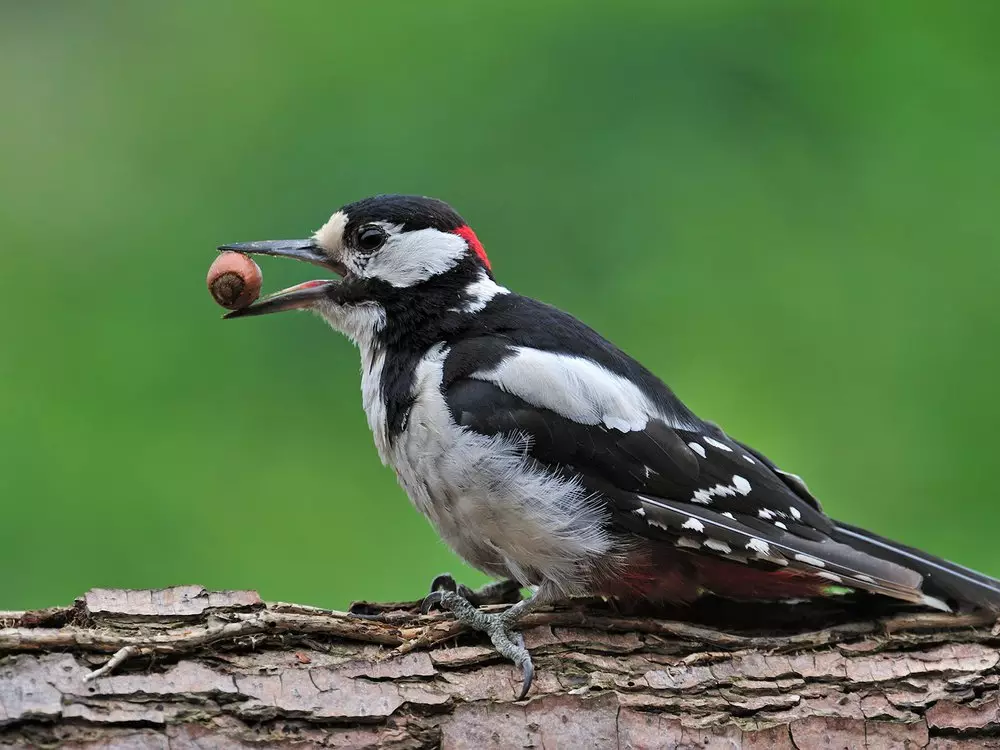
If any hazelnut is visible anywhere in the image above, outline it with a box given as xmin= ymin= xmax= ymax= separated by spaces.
xmin=207 ymin=252 xmax=262 ymax=310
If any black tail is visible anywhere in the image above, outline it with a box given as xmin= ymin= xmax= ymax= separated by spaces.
xmin=833 ymin=521 xmax=1000 ymax=612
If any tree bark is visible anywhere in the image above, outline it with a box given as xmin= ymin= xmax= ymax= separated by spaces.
xmin=1 ymin=587 xmax=999 ymax=748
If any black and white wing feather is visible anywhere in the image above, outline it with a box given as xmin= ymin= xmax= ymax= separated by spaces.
xmin=439 ymin=297 xmax=1000 ymax=611
xmin=445 ymin=375 xmax=939 ymax=607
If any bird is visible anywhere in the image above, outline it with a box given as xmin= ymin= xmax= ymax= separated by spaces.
xmin=220 ymin=194 xmax=1000 ymax=699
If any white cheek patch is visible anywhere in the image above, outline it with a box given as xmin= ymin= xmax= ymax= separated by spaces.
xmin=313 ymin=210 xmax=347 ymax=254
xmin=362 ymin=227 xmax=468 ymax=287
xmin=471 ymin=347 xmax=655 ymax=432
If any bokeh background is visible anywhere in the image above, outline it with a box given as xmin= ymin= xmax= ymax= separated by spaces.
xmin=2 ymin=1 xmax=999 ymax=610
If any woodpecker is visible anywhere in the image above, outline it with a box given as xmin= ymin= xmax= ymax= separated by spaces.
xmin=221 ymin=194 xmax=1000 ymax=699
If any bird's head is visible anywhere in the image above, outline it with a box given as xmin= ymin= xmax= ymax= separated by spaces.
xmin=219 ymin=195 xmax=495 ymax=339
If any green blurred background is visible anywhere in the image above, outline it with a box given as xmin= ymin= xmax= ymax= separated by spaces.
xmin=2 ymin=1 xmax=998 ymax=610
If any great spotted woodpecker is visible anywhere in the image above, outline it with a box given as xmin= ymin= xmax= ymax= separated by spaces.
xmin=221 ymin=194 xmax=1000 ymax=699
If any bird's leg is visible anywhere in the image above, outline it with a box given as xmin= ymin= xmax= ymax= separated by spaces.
xmin=422 ymin=580 xmax=555 ymax=700
xmin=427 ymin=573 xmax=523 ymax=606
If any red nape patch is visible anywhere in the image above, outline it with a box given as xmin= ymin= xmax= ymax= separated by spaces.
xmin=453 ymin=225 xmax=491 ymax=270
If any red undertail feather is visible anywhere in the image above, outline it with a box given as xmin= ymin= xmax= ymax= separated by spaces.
xmin=600 ymin=546 xmax=827 ymax=604
xmin=453 ymin=225 xmax=491 ymax=270
xmin=692 ymin=558 xmax=830 ymax=601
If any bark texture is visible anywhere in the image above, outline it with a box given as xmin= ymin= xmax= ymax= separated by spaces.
xmin=2 ymin=586 xmax=1000 ymax=748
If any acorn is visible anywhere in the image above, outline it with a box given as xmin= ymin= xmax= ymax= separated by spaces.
xmin=207 ymin=252 xmax=262 ymax=310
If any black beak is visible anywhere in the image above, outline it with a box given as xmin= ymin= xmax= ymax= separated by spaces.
xmin=218 ymin=239 xmax=329 ymax=268
xmin=216 ymin=239 xmax=345 ymax=319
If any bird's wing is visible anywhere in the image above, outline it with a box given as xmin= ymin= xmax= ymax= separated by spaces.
xmin=442 ymin=342 xmax=941 ymax=608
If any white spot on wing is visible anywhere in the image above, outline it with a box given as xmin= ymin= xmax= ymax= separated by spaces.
xmin=746 ymin=538 xmax=771 ymax=556
xmin=732 ymin=475 xmax=751 ymax=495
xmin=758 ymin=508 xmax=776 ymax=520
xmin=681 ymin=518 xmax=705 ymax=533
xmin=793 ymin=553 xmax=825 ymax=568
xmin=816 ymin=571 xmax=842 ymax=583
xmin=704 ymin=539 xmax=732 ymax=554
xmin=632 ymin=507 xmax=646 ymax=517
xmin=677 ymin=536 xmax=700 ymax=549
xmin=691 ymin=483 xmax=738 ymax=505
xmin=742 ymin=454 xmax=756 ymax=464
xmin=688 ymin=442 xmax=707 ymax=459
xmin=704 ymin=436 xmax=733 ymax=452
xmin=789 ymin=507 xmax=802 ymax=520
xmin=721 ymin=511 xmax=735 ymax=519
xmin=774 ymin=521 xmax=788 ymax=530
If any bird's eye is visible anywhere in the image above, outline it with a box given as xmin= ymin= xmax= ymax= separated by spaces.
xmin=357 ymin=225 xmax=387 ymax=253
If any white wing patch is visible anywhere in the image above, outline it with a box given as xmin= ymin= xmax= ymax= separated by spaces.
xmin=471 ymin=347 xmax=662 ymax=432
xmin=703 ymin=436 xmax=733 ymax=452
xmin=681 ymin=518 xmax=705 ymax=533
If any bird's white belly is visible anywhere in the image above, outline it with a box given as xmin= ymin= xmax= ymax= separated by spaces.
xmin=370 ymin=344 xmax=614 ymax=595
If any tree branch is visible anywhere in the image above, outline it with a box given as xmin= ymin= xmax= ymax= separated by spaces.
xmin=1 ymin=586 xmax=998 ymax=748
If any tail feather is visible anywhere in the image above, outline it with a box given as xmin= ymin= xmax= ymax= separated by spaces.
xmin=833 ymin=521 xmax=1000 ymax=613
xmin=635 ymin=494 xmax=940 ymax=607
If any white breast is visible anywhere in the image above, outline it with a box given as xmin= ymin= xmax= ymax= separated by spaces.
xmin=370 ymin=343 xmax=615 ymax=595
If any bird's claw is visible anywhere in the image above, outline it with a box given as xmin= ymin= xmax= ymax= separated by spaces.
xmin=423 ymin=589 xmax=534 ymax=700
xmin=511 ymin=631 xmax=534 ymax=700
xmin=420 ymin=589 xmax=445 ymax=614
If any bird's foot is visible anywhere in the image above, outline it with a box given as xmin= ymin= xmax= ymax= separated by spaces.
xmin=427 ymin=573 xmax=523 ymax=606
xmin=422 ymin=588 xmax=534 ymax=700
